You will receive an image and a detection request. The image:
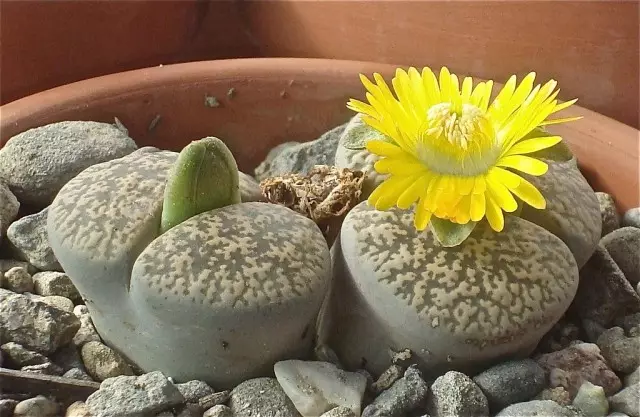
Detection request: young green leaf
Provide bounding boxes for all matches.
[429,217,478,247]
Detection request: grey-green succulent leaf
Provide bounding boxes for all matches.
[429,217,478,247]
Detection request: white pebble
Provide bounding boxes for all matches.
[14,395,60,417]
[3,266,34,293]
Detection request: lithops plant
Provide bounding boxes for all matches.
[319,67,598,378]
[47,138,331,388]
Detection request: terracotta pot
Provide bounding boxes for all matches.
[0,58,638,212]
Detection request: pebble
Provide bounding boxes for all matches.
[6,207,62,271]
[0,120,138,206]
[572,381,609,416]
[601,227,640,284]
[65,401,92,417]
[21,361,64,376]
[596,327,640,374]
[33,271,81,302]
[320,406,357,417]
[274,359,367,417]
[0,288,80,354]
[622,208,640,228]
[81,340,134,381]
[72,305,101,347]
[2,266,33,293]
[622,313,640,336]
[228,377,302,417]
[536,342,622,397]
[495,400,584,416]
[13,395,60,417]
[473,359,546,411]
[0,181,19,239]
[361,365,429,417]
[176,403,206,417]
[569,246,640,327]
[427,370,489,417]
[198,391,230,410]
[176,380,215,403]
[63,367,95,381]
[254,123,346,181]
[625,367,640,387]
[608,383,639,417]
[86,371,185,417]
[598,193,621,236]
[0,342,49,367]
[40,295,74,312]
[203,405,233,417]
[0,399,18,416]
[370,364,404,394]
[51,344,86,373]
[535,386,572,406]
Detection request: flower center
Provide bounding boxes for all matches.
[417,102,500,176]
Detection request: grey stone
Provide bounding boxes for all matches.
[569,246,640,327]
[6,207,62,271]
[0,399,18,417]
[2,266,33,293]
[203,405,233,417]
[496,400,584,416]
[21,361,64,376]
[572,381,609,417]
[86,371,185,417]
[609,383,639,417]
[65,401,92,417]
[229,377,302,417]
[596,327,640,374]
[0,181,19,242]
[0,342,49,367]
[473,359,546,411]
[176,380,214,403]
[537,342,622,397]
[72,305,101,347]
[33,271,81,302]
[535,386,572,406]
[63,367,94,381]
[13,395,60,417]
[371,364,404,394]
[0,120,138,206]
[622,208,640,229]
[320,406,357,417]
[51,344,85,372]
[81,341,134,381]
[597,193,621,237]
[361,365,429,417]
[625,367,640,387]
[427,370,489,417]
[622,313,640,337]
[601,227,640,284]
[274,359,367,417]
[198,391,230,410]
[40,295,74,312]
[176,403,205,417]
[254,122,347,181]
[0,288,80,354]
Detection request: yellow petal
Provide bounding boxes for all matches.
[414,195,433,231]
[453,195,471,224]
[347,99,377,118]
[439,67,452,103]
[473,176,487,194]
[504,136,563,157]
[421,67,441,105]
[498,155,548,176]
[488,167,521,189]
[540,116,582,126]
[365,140,405,158]
[374,158,427,176]
[487,177,518,212]
[485,195,505,232]
[470,193,486,221]
[397,175,430,209]
[508,176,547,209]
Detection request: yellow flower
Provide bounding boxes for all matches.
[347,67,580,233]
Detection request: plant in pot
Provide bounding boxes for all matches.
[0,58,638,417]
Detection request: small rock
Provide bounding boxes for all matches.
[622,208,640,229]
[6,207,62,271]
[537,342,622,397]
[176,403,205,417]
[203,405,233,417]
[274,359,367,416]
[81,341,134,381]
[72,305,101,347]
[371,364,404,394]
[86,371,185,417]
[0,288,80,354]
[229,377,302,417]
[176,380,215,403]
[51,344,85,372]
[0,399,18,417]
[625,367,640,387]
[572,381,609,417]
[33,271,81,302]
[3,267,33,293]
[473,359,546,411]
[496,400,583,416]
[21,362,64,376]
[535,386,572,406]
[622,313,640,337]
[0,120,138,206]
[65,401,92,417]
[0,342,49,367]
[601,227,640,284]
[361,365,429,417]
[569,246,640,327]
[0,181,19,239]
[609,383,639,417]
[608,413,631,417]
[321,406,357,417]
[254,123,347,181]
[427,370,489,417]
[597,193,621,237]
[40,295,74,312]
[63,367,94,381]
[596,327,640,374]
[13,395,60,417]
[198,391,230,410]
[390,348,414,367]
